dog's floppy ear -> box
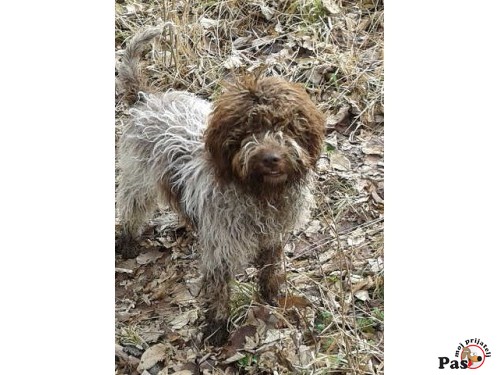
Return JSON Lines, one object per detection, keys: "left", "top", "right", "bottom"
{"left": 204, "top": 112, "right": 234, "bottom": 183}
{"left": 204, "top": 74, "right": 267, "bottom": 179}
{"left": 204, "top": 82, "right": 247, "bottom": 184}
{"left": 461, "top": 347, "right": 470, "bottom": 360}
{"left": 204, "top": 75, "right": 262, "bottom": 183}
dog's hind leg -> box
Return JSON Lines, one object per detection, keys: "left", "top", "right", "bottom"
{"left": 202, "top": 265, "right": 231, "bottom": 346}
{"left": 116, "top": 170, "right": 157, "bottom": 259}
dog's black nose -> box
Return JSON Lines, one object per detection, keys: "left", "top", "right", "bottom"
{"left": 262, "top": 152, "right": 281, "bottom": 167}
{"left": 477, "top": 356, "right": 482, "bottom": 361}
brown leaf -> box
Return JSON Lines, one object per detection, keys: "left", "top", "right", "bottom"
{"left": 138, "top": 344, "right": 167, "bottom": 371}
{"left": 115, "top": 344, "right": 140, "bottom": 368}
{"left": 278, "top": 295, "right": 311, "bottom": 309}
{"left": 261, "top": 329, "right": 283, "bottom": 344}
{"left": 222, "top": 325, "right": 257, "bottom": 359}
{"left": 329, "top": 152, "right": 351, "bottom": 171}
{"left": 136, "top": 248, "right": 164, "bottom": 265}
{"left": 326, "top": 105, "right": 351, "bottom": 132}
{"left": 371, "top": 189, "right": 384, "bottom": 204}
{"left": 356, "top": 275, "right": 375, "bottom": 289}
{"left": 361, "top": 139, "right": 384, "bottom": 156}
{"left": 248, "top": 305, "right": 271, "bottom": 324}
{"left": 168, "top": 310, "right": 198, "bottom": 330}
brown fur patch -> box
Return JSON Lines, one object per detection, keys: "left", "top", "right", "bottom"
{"left": 257, "top": 245, "right": 283, "bottom": 305}
{"left": 205, "top": 76, "right": 325, "bottom": 197}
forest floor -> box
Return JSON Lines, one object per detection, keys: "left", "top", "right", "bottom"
{"left": 115, "top": 0, "right": 384, "bottom": 373}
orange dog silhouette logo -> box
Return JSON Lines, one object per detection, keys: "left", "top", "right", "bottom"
{"left": 438, "top": 338, "right": 492, "bottom": 370}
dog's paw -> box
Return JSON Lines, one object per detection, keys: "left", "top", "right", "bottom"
{"left": 258, "top": 287, "right": 280, "bottom": 307}
{"left": 115, "top": 233, "right": 141, "bottom": 259}
{"left": 203, "top": 319, "right": 229, "bottom": 347}
{"left": 261, "top": 295, "right": 279, "bottom": 307}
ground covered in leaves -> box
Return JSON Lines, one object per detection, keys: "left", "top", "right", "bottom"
{"left": 115, "top": 0, "right": 384, "bottom": 373}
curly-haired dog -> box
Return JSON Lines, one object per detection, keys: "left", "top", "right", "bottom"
{"left": 116, "top": 26, "right": 325, "bottom": 345}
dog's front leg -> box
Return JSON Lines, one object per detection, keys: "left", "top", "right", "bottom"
{"left": 257, "top": 244, "right": 283, "bottom": 306}
{"left": 202, "top": 266, "right": 231, "bottom": 346}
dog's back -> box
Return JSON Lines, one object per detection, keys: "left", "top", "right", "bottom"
{"left": 116, "top": 27, "right": 211, "bottom": 247}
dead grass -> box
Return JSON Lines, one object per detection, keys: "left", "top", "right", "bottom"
{"left": 115, "top": 0, "right": 384, "bottom": 373}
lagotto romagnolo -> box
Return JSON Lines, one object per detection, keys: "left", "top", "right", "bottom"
{"left": 115, "top": 25, "right": 326, "bottom": 345}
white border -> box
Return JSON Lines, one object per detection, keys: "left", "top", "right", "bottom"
{"left": 386, "top": 0, "right": 500, "bottom": 373}
{"left": 2, "top": 1, "right": 115, "bottom": 373}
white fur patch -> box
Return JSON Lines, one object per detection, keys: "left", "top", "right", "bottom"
{"left": 118, "top": 91, "right": 316, "bottom": 276}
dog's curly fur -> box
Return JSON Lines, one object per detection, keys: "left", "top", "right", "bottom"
{"left": 116, "top": 25, "right": 326, "bottom": 346}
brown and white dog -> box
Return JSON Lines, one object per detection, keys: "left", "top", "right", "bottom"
{"left": 115, "top": 25, "right": 325, "bottom": 345}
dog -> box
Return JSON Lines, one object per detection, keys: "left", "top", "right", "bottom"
{"left": 461, "top": 347, "right": 483, "bottom": 367}
{"left": 115, "top": 25, "right": 325, "bottom": 345}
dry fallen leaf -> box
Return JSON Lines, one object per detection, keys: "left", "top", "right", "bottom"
{"left": 329, "top": 152, "right": 351, "bottom": 171}
{"left": 223, "top": 351, "right": 246, "bottom": 364}
{"left": 304, "top": 219, "right": 322, "bottom": 235}
{"left": 141, "top": 327, "right": 164, "bottom": 344}
{"left": 223, "top": 325, "right": 258, "bottom": 359}
{"left": 136, "top": 248, "right": 164, "bottom": 265}
{"left": 169, "top": 310, "right": 198, "bottom": 330}
{"left": 362, "top": 143, "right": 383, "bottom": 156}
{"left": 261, "top": 329, "right": 282, "bottom": 344}
{"left": 252, "top": 35, "right": 277, "bottom": 48}
{"left": 138, "top": 343, "right": 168, "bottom": 372}
{"left": 246, "top": 305, "right": 278, "bottom": 328}
{"left": 299, "top": 345, "right": 314, "bottom": 366}
{"left": 354, "top": 290, "right": 370, "bottom": 301}
{"left": 351, "top": 276, "right": 375, "bottom": 293}
{"left": 368, "top": 257, "right": 384, "bottom": 272}
{"left": 278, "top": 295, "right": 311, "bottom": 309}
{"left": 170, "top": 284, "right": 195, "bottom": 306}
{"left": 347, "top": 231, "right": 365, "bottom": 246}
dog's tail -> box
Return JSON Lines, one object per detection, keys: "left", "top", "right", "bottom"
{"left": 118, "top": 25, "right": 164, "bottom": 105}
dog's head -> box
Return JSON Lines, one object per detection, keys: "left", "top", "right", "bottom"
{"left": 205, "top": 76, "right": 325, "bottom": 195}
